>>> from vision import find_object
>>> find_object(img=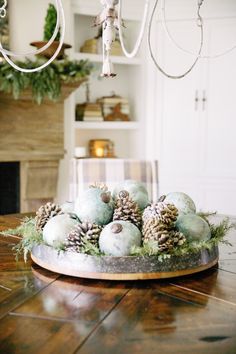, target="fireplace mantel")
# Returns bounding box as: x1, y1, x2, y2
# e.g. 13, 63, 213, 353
0, 87, 76, 212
